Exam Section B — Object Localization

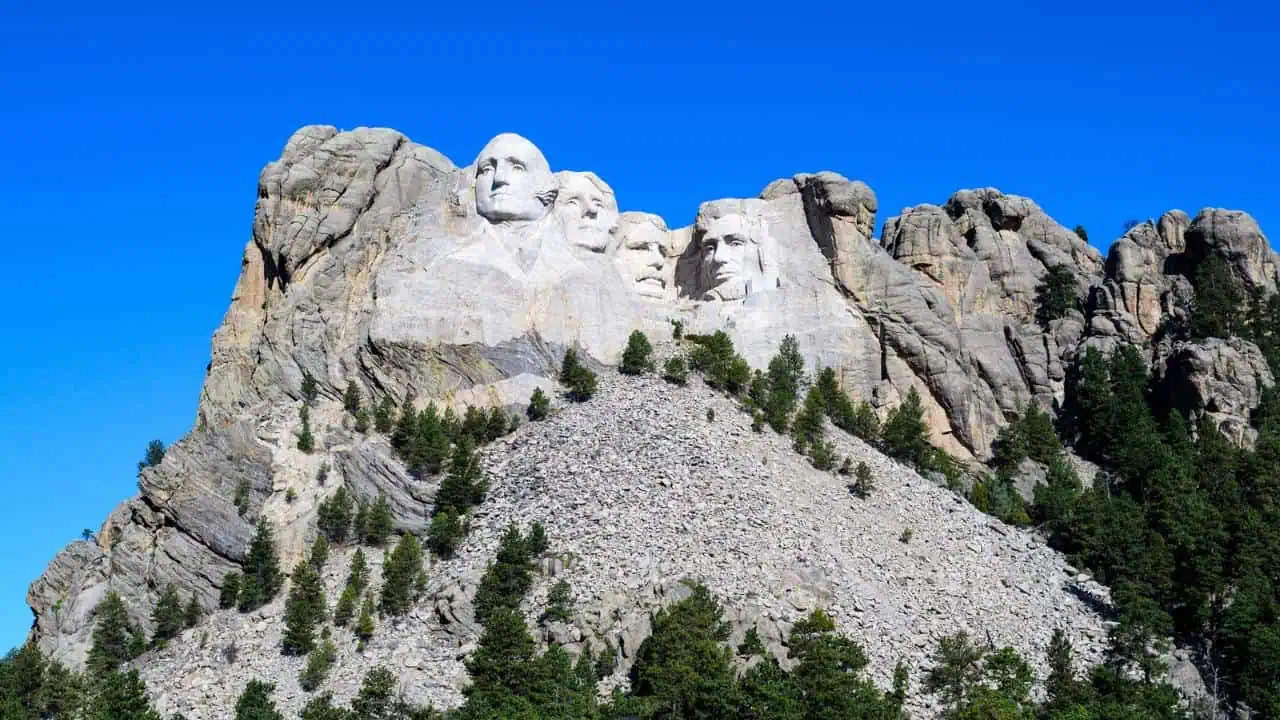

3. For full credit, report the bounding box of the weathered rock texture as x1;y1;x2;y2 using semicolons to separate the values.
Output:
26;126;1276;714
134;367;1110;719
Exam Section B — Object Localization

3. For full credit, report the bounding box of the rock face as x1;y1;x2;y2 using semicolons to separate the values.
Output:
26;126;1277;713
133;367;1111;720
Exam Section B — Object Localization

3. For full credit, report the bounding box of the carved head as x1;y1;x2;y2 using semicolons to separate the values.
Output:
555;171;618;252
474;133;557;223
698;212;778;301
615;214;669;299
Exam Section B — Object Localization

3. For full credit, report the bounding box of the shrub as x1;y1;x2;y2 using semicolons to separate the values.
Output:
427;511;465;559
299;640;337;692
373;396;396;434
662;356;688;385
219;573;241;609
380;534;425;617
706;408;715;422
234;679;283;720
541;580;574;625
900;528;913;544
342;381;361;416
670;319;684;340
184;592;202;628
238;520;282;613
850;462;874;498
362;494;394;547
282;560;326;656
234;478;251;516
1035;265;1078;327
301;371;319;406
285;488;298;504
527;387;551;421
333;585;358;628
881;388;930;466
317;487;353;544
150;584;185;648
566;365;598;402
137;439;166;476
355;595;376;644
620;330;655;375
296;405;315;454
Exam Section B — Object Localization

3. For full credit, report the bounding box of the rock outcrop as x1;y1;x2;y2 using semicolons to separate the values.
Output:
25;126;1276;716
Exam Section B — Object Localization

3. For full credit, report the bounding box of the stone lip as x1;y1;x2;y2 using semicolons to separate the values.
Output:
132;360;1110;719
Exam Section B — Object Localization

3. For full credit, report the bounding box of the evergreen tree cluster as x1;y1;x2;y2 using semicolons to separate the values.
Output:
427;435;489;558
390;397;512;478
1035;264;1079;327
317;488;395;548
149;584;201;649
282;552;328;656
560;349;599;402
220;520;283;614
380;534;426;617
472;523;543;625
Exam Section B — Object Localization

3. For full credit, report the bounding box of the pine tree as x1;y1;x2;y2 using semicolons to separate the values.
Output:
355;595;376;643
434;435;487;518
629;582;739;717
150;584;185;648
391;395;417;455
791;386;826;451
348;548;369;593
88;669;162;720
136;439;166;476
525;521;549;556
333;585;358;627
427;511;465;559
374;396;396;434
619;330;654;375
764;335;806;432
363;494;394;547
297;405;315;454
473;524;536;624
309;535;330;572
484;406;509;441
463;607;537;702
234;679;283;720
1192;254;1244;339
343;381;362;416
1036;265;1079;326
566;364;598;402
238;520;282;612
354;407;371;434
851;461;874;498
662;356;688;386
527;387;550;421
559;348;581;384
219;573;241;609
882;387;930;466
540;580;574;625
301;371;319;406
184;592;202;629
380;534;425;616
299;693;347;720
353;500;369;542
1073;225;1089;243
282;560;327;655
317;486;354;544
299;639;338;692
409;404;450;477
87;592;140;677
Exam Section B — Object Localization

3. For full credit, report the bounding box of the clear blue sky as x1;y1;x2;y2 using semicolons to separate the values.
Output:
1;1;1276;652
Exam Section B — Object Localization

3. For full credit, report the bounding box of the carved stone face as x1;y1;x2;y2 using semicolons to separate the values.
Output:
556;172;617;252
474;133;555;223
616;219;668;299
700;213;771;301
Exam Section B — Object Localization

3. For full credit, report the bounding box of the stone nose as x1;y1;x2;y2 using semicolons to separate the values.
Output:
492;163;511;187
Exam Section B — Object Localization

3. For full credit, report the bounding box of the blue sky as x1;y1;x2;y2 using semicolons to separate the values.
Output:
1;1;1276;652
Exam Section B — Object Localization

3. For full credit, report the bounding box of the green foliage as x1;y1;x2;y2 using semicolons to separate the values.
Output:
566;364;598;402
380;533;425;616
764;334;805;432
219;573;241;609
899;528;913;544
620;330;655;375
234;679;283;720
348;548;369;593
349;666;436;719
662;355;688;386
309;535;330;572
299;693;349;720
408;404;450;477
881;388;931;466
1073;225;1088;243
87;591;144;677
850;461;874;498
540;580;574;625
992;403;1060;470
527;387;551;421
969;475;1031;526
238;520;282;613
88;669;162;720
282;559;327;655
374;395;396;434
848;401;881;442
808;439;837;471
670;318;684;340
334;585;358;628
473;524;537;624
391;395;418;453
790;386;826;452
355;594;376;643
297;405;316;453
301;370;319;406
184;592;202;629
426;511;465;559
559;348;582;385
432;435;488;524
234;478;252;516
737;627;766;657
137;439;166;476
1191;254;1244;339
1035;265;1078;326
150;584;186;648
484;406;509;442
462;405;488;444
343;380;362;415
526;521;549;556
706;407;715;422
363;494;394;547
629;582;739;717
354;407;371;434
317;486;354;544
688;331;751;394
299;640;338;692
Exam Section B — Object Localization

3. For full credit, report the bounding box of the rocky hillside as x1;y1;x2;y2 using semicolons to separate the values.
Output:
22;124;1277;716
135;363;1110;719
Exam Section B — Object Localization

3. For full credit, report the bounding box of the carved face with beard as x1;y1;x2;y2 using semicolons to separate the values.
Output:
698;213;777;301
